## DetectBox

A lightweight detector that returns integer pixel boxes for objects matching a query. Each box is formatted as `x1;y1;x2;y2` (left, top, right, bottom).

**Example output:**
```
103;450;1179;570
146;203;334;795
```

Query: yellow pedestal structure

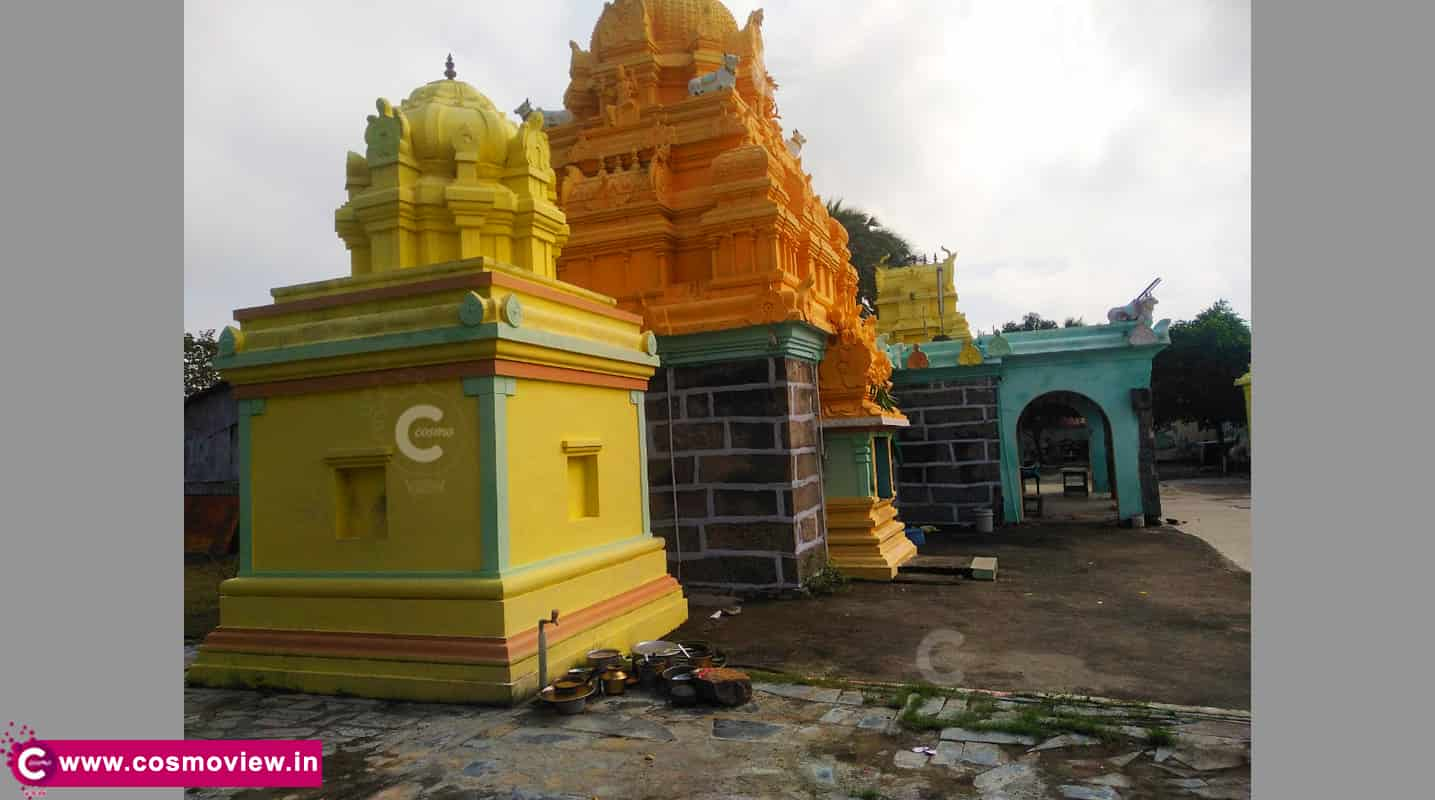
874;250;976;348
186;63;687;704
818;315;917;580
1235;368;1251;445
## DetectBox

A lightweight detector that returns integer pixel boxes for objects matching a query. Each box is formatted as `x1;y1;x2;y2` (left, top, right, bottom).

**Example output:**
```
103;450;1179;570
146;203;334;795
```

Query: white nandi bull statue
785;129;807;159
513;98;573;129
1108;278;1161;325
689;53;740;96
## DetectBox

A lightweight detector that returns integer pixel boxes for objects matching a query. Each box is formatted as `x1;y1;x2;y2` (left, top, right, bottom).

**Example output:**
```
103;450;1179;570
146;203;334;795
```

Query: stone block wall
646;357;828;593
890;376;1002;526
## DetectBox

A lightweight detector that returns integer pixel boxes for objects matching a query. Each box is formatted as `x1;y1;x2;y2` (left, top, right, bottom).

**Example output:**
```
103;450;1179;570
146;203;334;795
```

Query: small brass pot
600;668;628;696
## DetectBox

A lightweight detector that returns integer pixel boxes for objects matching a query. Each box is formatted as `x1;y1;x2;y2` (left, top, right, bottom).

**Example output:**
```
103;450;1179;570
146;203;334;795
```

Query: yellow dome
398;77;515;168
590;0;738;52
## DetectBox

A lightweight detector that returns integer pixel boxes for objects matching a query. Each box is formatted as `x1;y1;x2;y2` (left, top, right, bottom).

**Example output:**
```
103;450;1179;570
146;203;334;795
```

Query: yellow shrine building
185;59;687;704
874;250;975;346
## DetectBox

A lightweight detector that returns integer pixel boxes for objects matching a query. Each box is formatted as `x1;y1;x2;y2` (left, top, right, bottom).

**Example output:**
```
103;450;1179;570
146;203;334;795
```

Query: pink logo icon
3;722;49;798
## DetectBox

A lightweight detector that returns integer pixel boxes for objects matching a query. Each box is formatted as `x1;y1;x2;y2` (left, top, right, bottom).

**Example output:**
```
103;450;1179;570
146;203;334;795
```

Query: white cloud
184;0;1249;333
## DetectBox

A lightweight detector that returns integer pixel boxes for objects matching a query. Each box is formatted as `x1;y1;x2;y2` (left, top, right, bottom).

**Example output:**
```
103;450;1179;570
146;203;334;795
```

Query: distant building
184;382;239;556
874;250;975;345
184;382;238;495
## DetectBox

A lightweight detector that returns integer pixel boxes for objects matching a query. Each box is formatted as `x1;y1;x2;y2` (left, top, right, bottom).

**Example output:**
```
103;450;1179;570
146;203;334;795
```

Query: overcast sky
185;0;1249;335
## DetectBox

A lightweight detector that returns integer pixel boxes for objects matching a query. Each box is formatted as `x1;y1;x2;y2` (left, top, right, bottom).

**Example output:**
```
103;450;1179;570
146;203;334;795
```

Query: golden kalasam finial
444;53;457;80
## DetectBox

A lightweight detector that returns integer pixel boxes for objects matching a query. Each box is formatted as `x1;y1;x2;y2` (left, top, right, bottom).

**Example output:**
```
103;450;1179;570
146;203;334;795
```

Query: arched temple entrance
1018;391;1113;491
994;328;1165;525
1015;390;1116;520
886;320;1168;530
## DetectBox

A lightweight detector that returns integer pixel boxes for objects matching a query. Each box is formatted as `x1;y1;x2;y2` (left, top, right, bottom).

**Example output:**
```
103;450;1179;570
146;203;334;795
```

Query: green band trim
631;390;652;537
891;363;1002;385
656;322;828;366
214;322;659;372
236;398;266;576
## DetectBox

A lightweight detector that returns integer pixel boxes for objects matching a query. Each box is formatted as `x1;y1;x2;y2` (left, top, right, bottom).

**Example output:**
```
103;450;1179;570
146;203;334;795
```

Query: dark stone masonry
890;376;1003;526
646;357;827;593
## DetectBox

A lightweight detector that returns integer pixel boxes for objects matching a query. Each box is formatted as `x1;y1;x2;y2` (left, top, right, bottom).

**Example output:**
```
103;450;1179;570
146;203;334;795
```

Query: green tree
825;199;914;308
1151;300;1251;443
1002;312;1060;332
185;329;221;397
1063;316;1087;328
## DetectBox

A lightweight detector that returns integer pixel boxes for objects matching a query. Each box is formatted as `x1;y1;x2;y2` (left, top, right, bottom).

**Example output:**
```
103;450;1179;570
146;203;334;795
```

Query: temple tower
532;0;913;590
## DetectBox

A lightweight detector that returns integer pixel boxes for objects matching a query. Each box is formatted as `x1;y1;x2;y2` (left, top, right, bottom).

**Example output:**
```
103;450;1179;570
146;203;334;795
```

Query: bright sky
184;0;1250;335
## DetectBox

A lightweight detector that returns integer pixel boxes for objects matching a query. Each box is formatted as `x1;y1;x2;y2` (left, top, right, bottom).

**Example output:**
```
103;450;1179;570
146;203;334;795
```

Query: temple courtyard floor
182;518;1250;799
183;676;1249;800
673;522;1250;711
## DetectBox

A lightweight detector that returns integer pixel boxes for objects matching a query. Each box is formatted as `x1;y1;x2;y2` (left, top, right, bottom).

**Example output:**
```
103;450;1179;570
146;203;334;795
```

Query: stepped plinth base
186;539;688;705
825;496;917;581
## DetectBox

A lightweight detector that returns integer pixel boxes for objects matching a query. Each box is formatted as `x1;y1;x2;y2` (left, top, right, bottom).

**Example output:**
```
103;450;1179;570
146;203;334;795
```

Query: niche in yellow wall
563;439;602;520
326;450;391;541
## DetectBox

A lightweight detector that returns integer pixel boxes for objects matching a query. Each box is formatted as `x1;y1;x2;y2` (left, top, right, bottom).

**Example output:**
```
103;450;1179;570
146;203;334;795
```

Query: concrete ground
182;668;1250;800
1015;469;1251;573
1157;478;1251;573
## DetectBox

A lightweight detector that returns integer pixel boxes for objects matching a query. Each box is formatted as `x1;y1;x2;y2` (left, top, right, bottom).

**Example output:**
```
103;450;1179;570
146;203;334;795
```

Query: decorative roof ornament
444;53;457;80
1108;278;1161;325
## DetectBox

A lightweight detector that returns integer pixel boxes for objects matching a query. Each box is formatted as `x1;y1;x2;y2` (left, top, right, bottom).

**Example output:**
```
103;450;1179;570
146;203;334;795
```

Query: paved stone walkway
183;660;1250;800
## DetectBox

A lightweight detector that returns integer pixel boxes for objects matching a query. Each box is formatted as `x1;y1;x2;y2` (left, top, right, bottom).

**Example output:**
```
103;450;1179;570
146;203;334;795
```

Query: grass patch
851;789;885;800
805;564;850;596
896;691;1123;743
185;554;238;641
742;669;854;691
1146;726;1176;747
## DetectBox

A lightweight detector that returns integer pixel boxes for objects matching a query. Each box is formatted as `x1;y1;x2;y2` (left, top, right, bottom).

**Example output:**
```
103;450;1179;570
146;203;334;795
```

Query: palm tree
825;199;915;310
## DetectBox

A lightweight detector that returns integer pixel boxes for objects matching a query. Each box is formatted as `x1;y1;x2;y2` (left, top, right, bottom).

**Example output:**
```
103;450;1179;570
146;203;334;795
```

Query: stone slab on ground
1107;751;1144;768
973;763;1039;792
1059;785;1122;800
941;727;1039;746
557;713;676;742
834;690;865;706
969;556;999;580
937;697;969;718
711;718;784;741
916;696;947;717
1032;733;1101;751
893;749;930;769
931;740;965;767
752;682;843;704
956;741;1008;767
818;705;864;726
856;709;898;731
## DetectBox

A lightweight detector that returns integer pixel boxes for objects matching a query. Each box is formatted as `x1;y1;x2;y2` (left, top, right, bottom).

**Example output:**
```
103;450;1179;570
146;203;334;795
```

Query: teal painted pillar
1086;412;1110;494
1107;411;1145;522
236;397;266;577
823;431;875;499
463;376;516;578
997;400;1024;523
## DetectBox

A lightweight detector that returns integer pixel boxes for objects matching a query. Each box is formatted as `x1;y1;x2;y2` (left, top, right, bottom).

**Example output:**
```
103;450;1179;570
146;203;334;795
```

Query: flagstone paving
183;671;1250;800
